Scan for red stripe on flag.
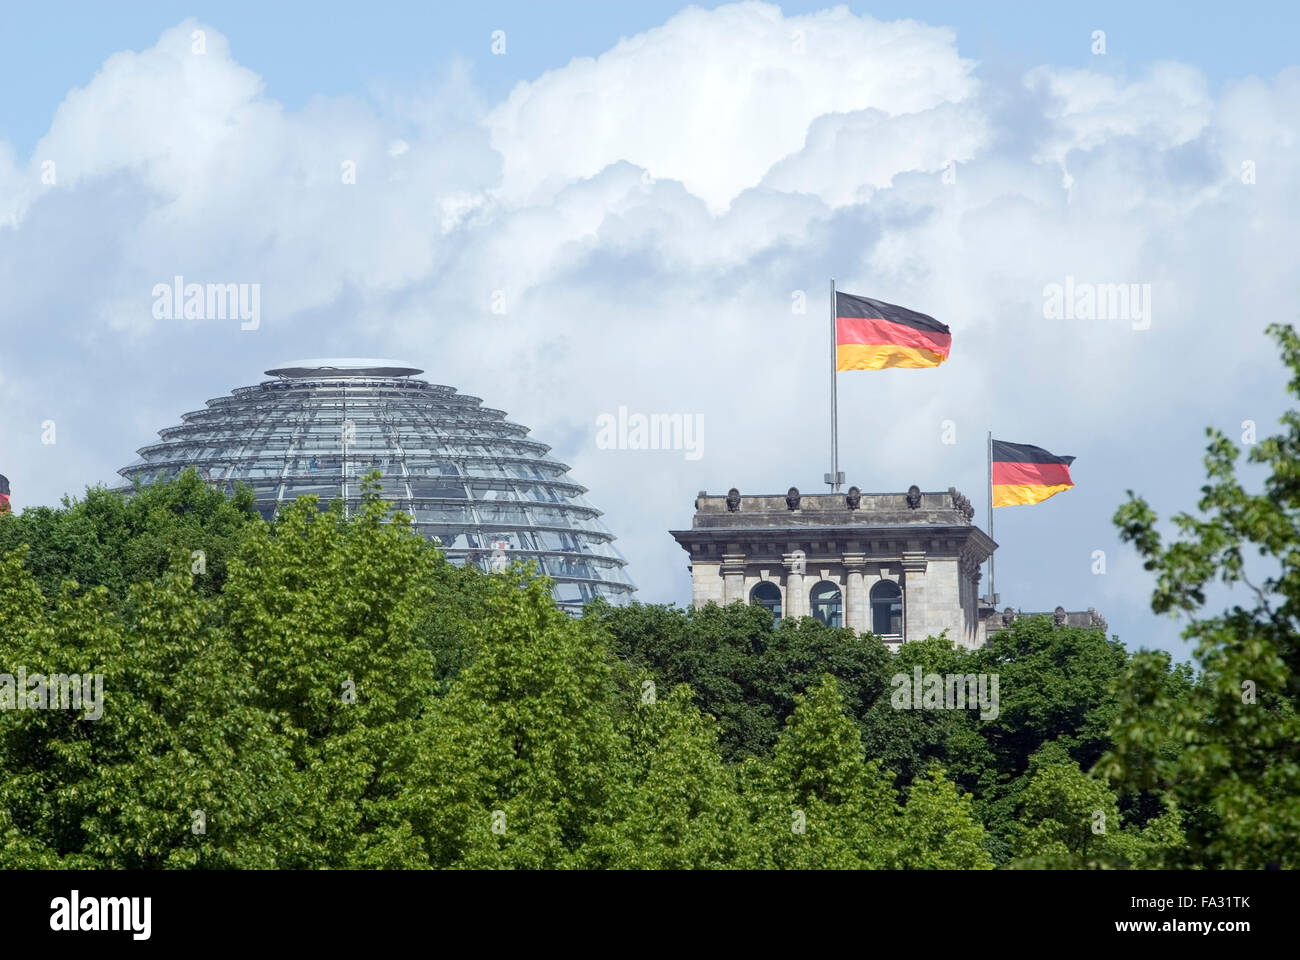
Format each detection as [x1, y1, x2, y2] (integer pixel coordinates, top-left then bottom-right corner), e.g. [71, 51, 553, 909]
[991, 461, 1074, 486]
[836, 316, 951, 358]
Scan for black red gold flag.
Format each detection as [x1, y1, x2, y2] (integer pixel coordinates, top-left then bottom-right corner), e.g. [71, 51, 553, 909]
[835, 292, 951, 370]
[992, 441, 1075, 507]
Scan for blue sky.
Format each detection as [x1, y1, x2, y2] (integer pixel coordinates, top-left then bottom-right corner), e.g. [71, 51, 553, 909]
[2, 2, 1298, 664]
[3, 1, 1297, 157]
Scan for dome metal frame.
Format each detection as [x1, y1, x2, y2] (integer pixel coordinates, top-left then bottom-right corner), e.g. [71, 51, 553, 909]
[117, 363, 636, 612]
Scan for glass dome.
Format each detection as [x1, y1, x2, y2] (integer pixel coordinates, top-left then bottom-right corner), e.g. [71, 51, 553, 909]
[117, 359, 636, 612]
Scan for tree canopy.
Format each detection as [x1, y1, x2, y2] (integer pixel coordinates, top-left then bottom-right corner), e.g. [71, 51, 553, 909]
[0, 470, 990, 869]
[1103, 325, 1300, 869]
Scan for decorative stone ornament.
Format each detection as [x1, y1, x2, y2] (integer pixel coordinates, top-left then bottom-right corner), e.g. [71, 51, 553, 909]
[726, 488, 741, 512]
[786, 487, 801, 510]
[1088, 607, 1108, 632]
[846, 486, 861, 510]
[906, 485, 922, 509]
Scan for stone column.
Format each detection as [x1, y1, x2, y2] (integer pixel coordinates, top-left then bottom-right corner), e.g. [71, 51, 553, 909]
[901, 551, 928, 643]
[842, 552, 867, 633]
[970, 569, 985, 648]
[721, 553, 747, 606]
[967, 564, 982, 647]
[783, 551, 806, 619]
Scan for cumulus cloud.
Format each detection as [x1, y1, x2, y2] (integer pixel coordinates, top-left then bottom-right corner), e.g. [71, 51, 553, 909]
[760, 103, 989, 207]
[485, 1, 978, 212]
[1, 3, 1298, 659]
[1027, 60, 1213, 164]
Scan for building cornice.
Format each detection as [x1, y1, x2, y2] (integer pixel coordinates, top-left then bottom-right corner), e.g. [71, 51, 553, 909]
[670, 523, 996, 562]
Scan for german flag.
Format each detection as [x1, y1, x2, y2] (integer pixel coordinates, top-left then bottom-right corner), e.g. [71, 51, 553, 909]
[992, 441, 1075, 507]
[0, 474, 9, 514]
[836, 292, 950, 370]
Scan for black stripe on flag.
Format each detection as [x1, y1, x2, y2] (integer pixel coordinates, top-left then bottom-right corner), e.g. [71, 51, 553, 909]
[835, 292, 949, 336]
[992, 440, 1075, 465]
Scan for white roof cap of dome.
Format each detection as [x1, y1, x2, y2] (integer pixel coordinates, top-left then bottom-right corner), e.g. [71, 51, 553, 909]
[265, 358, 423, 378]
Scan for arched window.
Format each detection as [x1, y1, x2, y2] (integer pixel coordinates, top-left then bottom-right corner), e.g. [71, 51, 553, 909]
[750, 581, 782, 621]
[871, 580, 903, 638]
[810, 581, 842, 628]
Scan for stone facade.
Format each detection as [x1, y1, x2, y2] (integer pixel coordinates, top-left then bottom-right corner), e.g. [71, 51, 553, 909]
[670, 485, 996, 649]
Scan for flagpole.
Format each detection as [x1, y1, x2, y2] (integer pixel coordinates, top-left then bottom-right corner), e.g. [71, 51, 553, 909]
[829, 278, 840, 492]
[987, 429, 995, 605]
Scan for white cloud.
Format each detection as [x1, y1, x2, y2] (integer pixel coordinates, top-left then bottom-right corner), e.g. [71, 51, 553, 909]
[760, 103, 989, 207]
[1, 4, 1298, 659]
[485, 1, 978, 212]
[1026, 60, 1212, 165]
[31, 26, 270, 204]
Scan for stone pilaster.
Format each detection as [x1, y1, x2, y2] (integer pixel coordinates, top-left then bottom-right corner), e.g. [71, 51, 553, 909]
[842, 552, 867, 633]
[782, 552, 806, 619]
[901, 550, 928, 643]
[721, 553, 747, 606]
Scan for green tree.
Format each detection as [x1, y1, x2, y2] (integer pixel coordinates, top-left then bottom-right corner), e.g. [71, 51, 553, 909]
[0, 474, 476, 868]
[594, 600, 892, 761]
[854, 622, 1140, 865]
[1011, 748, 1185, 869]
[398, 569, 624, 869]
[0, 468, 261, 603]
[587, 682, 751, 869]
[978, 617, 1128, 779]
[0, 551, 302, 868]
[892, 767, 994, 870]
[1106, 322, 1300, 869]
[4, 466, 1157, 870]
[744, 676, 990, 869]
[859, 634, 993, 792]
[742, 676, 895, 868]
[218, 481, 452, 867]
